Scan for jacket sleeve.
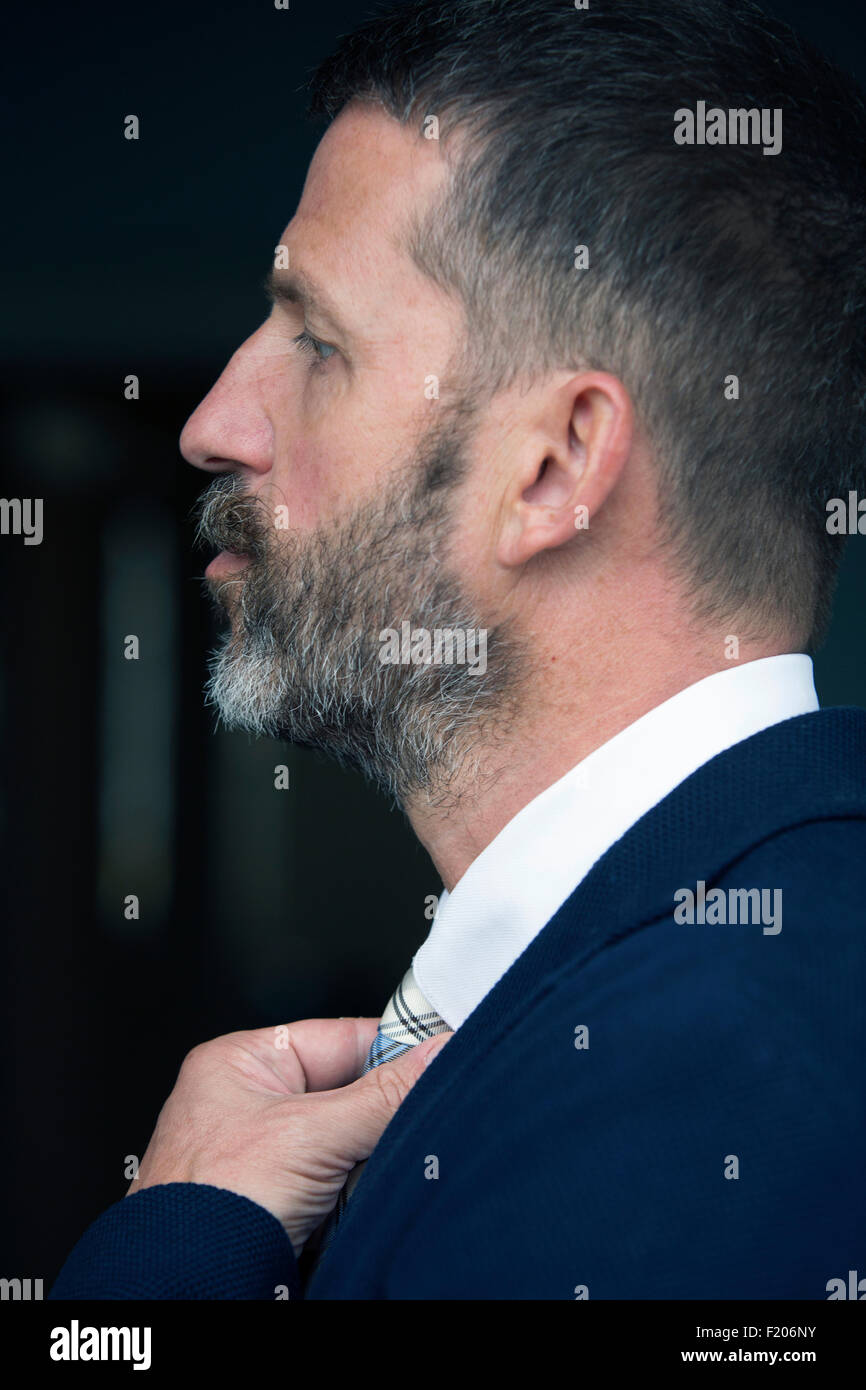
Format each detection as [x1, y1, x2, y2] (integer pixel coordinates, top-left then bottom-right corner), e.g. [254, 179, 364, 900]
[47, 1182, 301, 1300]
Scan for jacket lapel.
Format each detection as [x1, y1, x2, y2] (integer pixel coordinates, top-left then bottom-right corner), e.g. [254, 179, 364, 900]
[310, 707, 866, 1289]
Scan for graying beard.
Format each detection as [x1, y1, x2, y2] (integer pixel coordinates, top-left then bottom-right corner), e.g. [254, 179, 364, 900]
[201, 474, 521, 809]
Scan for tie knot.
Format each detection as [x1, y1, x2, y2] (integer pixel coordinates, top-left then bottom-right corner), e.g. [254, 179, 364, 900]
[363, 965, 450, 1073]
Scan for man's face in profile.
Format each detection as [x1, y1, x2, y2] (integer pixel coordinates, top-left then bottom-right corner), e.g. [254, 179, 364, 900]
[180, 104, 522, 805]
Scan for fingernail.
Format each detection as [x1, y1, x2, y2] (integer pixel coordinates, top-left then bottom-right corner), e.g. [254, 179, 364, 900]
[424, 1032, 453, 1066]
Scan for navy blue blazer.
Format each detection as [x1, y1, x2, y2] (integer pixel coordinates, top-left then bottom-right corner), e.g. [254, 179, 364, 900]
[49, 708, 866, 1299]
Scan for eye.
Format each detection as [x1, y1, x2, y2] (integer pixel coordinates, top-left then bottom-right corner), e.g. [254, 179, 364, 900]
[293, 329, 337, 365]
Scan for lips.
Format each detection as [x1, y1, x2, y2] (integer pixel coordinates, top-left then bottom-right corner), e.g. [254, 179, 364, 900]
[205, 550, 252, 580]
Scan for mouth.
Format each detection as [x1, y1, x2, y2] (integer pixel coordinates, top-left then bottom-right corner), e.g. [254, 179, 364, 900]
[205, 550, 252, 580]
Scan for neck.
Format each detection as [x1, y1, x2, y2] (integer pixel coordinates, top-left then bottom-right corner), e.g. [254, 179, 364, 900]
[406, 630, 795, 892]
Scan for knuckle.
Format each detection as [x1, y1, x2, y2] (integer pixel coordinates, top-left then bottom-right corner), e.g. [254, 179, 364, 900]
[181, 1040, 213, 1072]
[371, 1061, 409, 1110]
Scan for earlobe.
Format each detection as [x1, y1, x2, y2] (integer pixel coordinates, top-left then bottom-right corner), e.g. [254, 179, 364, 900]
[500, 470, 587, 569]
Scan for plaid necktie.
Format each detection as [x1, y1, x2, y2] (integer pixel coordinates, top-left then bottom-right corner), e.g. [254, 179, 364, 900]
[303, 964, 450, 1273]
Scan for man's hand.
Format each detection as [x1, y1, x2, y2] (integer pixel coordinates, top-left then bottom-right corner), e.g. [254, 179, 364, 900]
[126, 1018, 452, 1256]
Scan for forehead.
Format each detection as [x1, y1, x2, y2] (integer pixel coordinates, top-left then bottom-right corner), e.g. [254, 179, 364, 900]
[281, 103, 451, 329]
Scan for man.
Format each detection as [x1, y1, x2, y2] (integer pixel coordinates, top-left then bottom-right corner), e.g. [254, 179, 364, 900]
[50, 0, 865, 1299]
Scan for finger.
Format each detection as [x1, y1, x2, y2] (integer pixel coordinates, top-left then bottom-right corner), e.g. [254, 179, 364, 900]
[325, 1031, 454, 1162]
[234, 1017, 383, 1092]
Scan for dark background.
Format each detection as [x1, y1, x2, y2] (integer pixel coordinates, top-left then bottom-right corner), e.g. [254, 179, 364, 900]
[1, 0, 864, 1285]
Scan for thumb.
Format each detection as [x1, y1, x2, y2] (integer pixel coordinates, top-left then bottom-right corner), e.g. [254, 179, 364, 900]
[330, 1032, 454, 1162]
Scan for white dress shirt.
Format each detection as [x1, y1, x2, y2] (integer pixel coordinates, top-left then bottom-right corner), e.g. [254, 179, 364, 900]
[413, 653, 819, 1030]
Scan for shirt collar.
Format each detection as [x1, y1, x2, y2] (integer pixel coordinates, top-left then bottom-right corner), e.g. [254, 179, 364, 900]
[413, 653, 819, 1029]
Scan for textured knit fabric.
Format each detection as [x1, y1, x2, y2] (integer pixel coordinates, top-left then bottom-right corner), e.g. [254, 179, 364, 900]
[48, 1183, 297, 1300]
[48, 708, 866, 1300]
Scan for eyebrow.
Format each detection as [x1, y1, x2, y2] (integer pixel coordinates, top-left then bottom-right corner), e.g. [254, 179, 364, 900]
[263, 267, 352, 341]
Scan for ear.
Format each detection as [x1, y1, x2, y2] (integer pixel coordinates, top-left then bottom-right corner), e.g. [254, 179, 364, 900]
[497, 371, 634, 568]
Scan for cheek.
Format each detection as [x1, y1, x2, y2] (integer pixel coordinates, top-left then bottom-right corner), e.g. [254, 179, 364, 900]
[270, 435, 355, 532]
[447, 488, 500, 602]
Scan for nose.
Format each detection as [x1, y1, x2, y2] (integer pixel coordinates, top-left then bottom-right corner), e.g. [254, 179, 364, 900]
[179, 327, 275, 480]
